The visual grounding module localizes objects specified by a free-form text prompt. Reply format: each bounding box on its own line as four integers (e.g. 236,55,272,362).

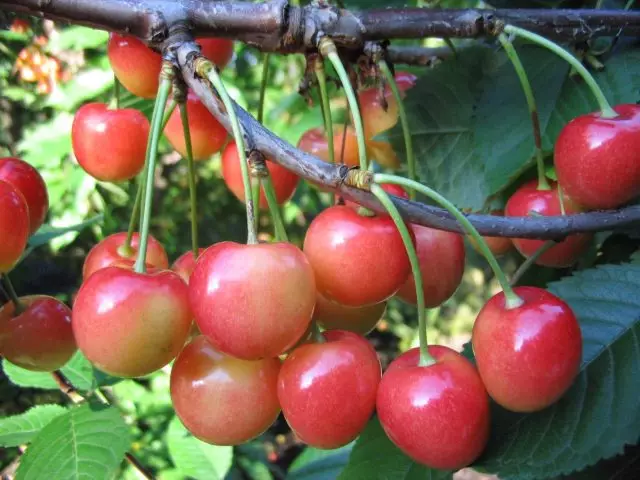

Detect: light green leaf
289,444,354,480
27,215,103,249
47,26,108,51
0,405,67,447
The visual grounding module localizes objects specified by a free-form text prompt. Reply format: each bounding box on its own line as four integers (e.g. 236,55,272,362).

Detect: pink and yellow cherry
469,211,512,257
313,292,386,335
221,141,299,208
505,180,592,268
164,90,228,160
396,225,465,308
107,33,162,99
197,38,234,69
71,103,149,182
297,125,360,167
0,180,29,273
278,330,381,449
171,248,205,284
0,295,76,371
472,286,582,412
72,266,192,377
554,104,640,210
0,157,49,234
376,346,490,470
82,232,168,280
171,335,281,445
189,241,316,360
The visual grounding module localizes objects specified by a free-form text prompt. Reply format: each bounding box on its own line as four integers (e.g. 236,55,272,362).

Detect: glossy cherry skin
313,292,386,335
72,103,149,182
221,141,299,208
197,38,234,69
0,157,49,234
278,330,381,449
396,225,465,308
0,295,76,372
171,335,281,445
107,33,162,99
297,125,360,167
83,232,169,280
469,211,513,257
555,104,640,210
0,180,29,273
377,346,490,470
165,90,228,161
171,248,205,284
304,206,412,307
505,180,592,268
189,242,316,360
472,286,582,412
73,266,192,377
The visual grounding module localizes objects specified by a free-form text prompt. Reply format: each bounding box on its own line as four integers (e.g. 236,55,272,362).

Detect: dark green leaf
554,443,640,480
288,444,354,480
0,405,67,447
28,215,103,249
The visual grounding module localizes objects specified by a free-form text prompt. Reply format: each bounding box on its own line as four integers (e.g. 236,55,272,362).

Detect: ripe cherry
313,292,386,335
197,38,234,69
554,104,640,210
189,242,316,360
171,248,205,284
0,157,49,234
396,225,465,308
107,33,162,99
297,125,360,167
278,330,381,449
304,206,412,307
72,103,149,182
472,286,582,412
164,90,228,161
171,335,281,445
0,295,76,372
0,180,29,273
469,211,512,257
505,180,592,268
376,346,490,470
72,266,192,377
221,141,299,208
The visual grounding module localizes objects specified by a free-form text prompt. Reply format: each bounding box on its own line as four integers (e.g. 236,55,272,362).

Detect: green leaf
166,416,233,479
288,444,354,480
15,403,130,480
0,405,67,447
28,215,103,249
46,26,108,51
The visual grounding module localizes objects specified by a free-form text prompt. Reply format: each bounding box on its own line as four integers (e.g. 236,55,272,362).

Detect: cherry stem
371,184,436,367
498,33,550,191
315,58,335,165
0,274,24,315
178,101,199,257
379,59,417,200
502,25,617,118
251,176,261,233
374,173,524,309
113,75,121,110
310,321,326,344
257,53,270,125
510,240,556,286
558,183,567,216
161,99,177,131
261,174,288,242
444,37,458,58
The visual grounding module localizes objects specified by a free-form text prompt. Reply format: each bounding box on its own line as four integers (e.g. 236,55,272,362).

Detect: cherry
189,241,316,360
303,206,412,307
505,180,592,268
0,157,49,234
554,104,640,210
0,180,29,273
396,225,465,308
72,266,192,377
164,90,228,161
297,126,360,167
82,232,168,280
469,211,513,257
313,292,386,335
107,33,161,99
171,335,281,445
197,38,234,69
72,103,149,182
171,248,205,284
278,330,381,449
221,141,299,208
376,346,490,470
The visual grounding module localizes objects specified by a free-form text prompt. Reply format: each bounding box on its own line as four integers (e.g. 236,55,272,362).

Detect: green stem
251,176,261,234
444,37,458,58
179,101,199,257
315,59,335,165
124,180,143,253
161,99,177,131
498,33,550,191
510,240,556,286
257,54,270,125
374,173,524,309
624,0,635,10
1,274,24,315
114,76,121,110
262,174,288,242
503,25,616,118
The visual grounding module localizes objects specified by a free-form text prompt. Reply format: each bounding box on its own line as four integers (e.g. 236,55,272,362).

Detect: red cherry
164,90,228,161
304,206,412,307
0,180,29,273
469,211,513,257
171,248,205,284
72,103,149,182
297,126,360,167
396,225,465,308
189,242,316,360
555,104,640,210
221,141,299,208
472,286,582,412
72,266,192,377
377,346,490,470
107,33,161,99
197,38,234,69
0,157,48,234
171,335,281,445
313,292,385,335
0,295,76,372
505,180,592,268
278,330,381,449
83,232,168,280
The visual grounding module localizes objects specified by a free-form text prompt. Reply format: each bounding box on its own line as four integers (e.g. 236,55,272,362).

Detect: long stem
179,101,199,257
1,274,24,315
257,53,270,125
498,33,550,191
315,59,335,165
113,76,121,110
161,99,177,131
251,177,261,233
262,175,288,242
510,240,556,286
371,184,435,367
503,25,617,118
374,173,524,309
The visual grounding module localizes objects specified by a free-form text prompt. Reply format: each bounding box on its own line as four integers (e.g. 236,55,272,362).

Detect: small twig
510,240,557,286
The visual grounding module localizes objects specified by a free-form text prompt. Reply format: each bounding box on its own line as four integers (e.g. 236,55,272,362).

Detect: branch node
282,5,304,50
318,35,337,56
344,168,373,190
248,150,269,178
